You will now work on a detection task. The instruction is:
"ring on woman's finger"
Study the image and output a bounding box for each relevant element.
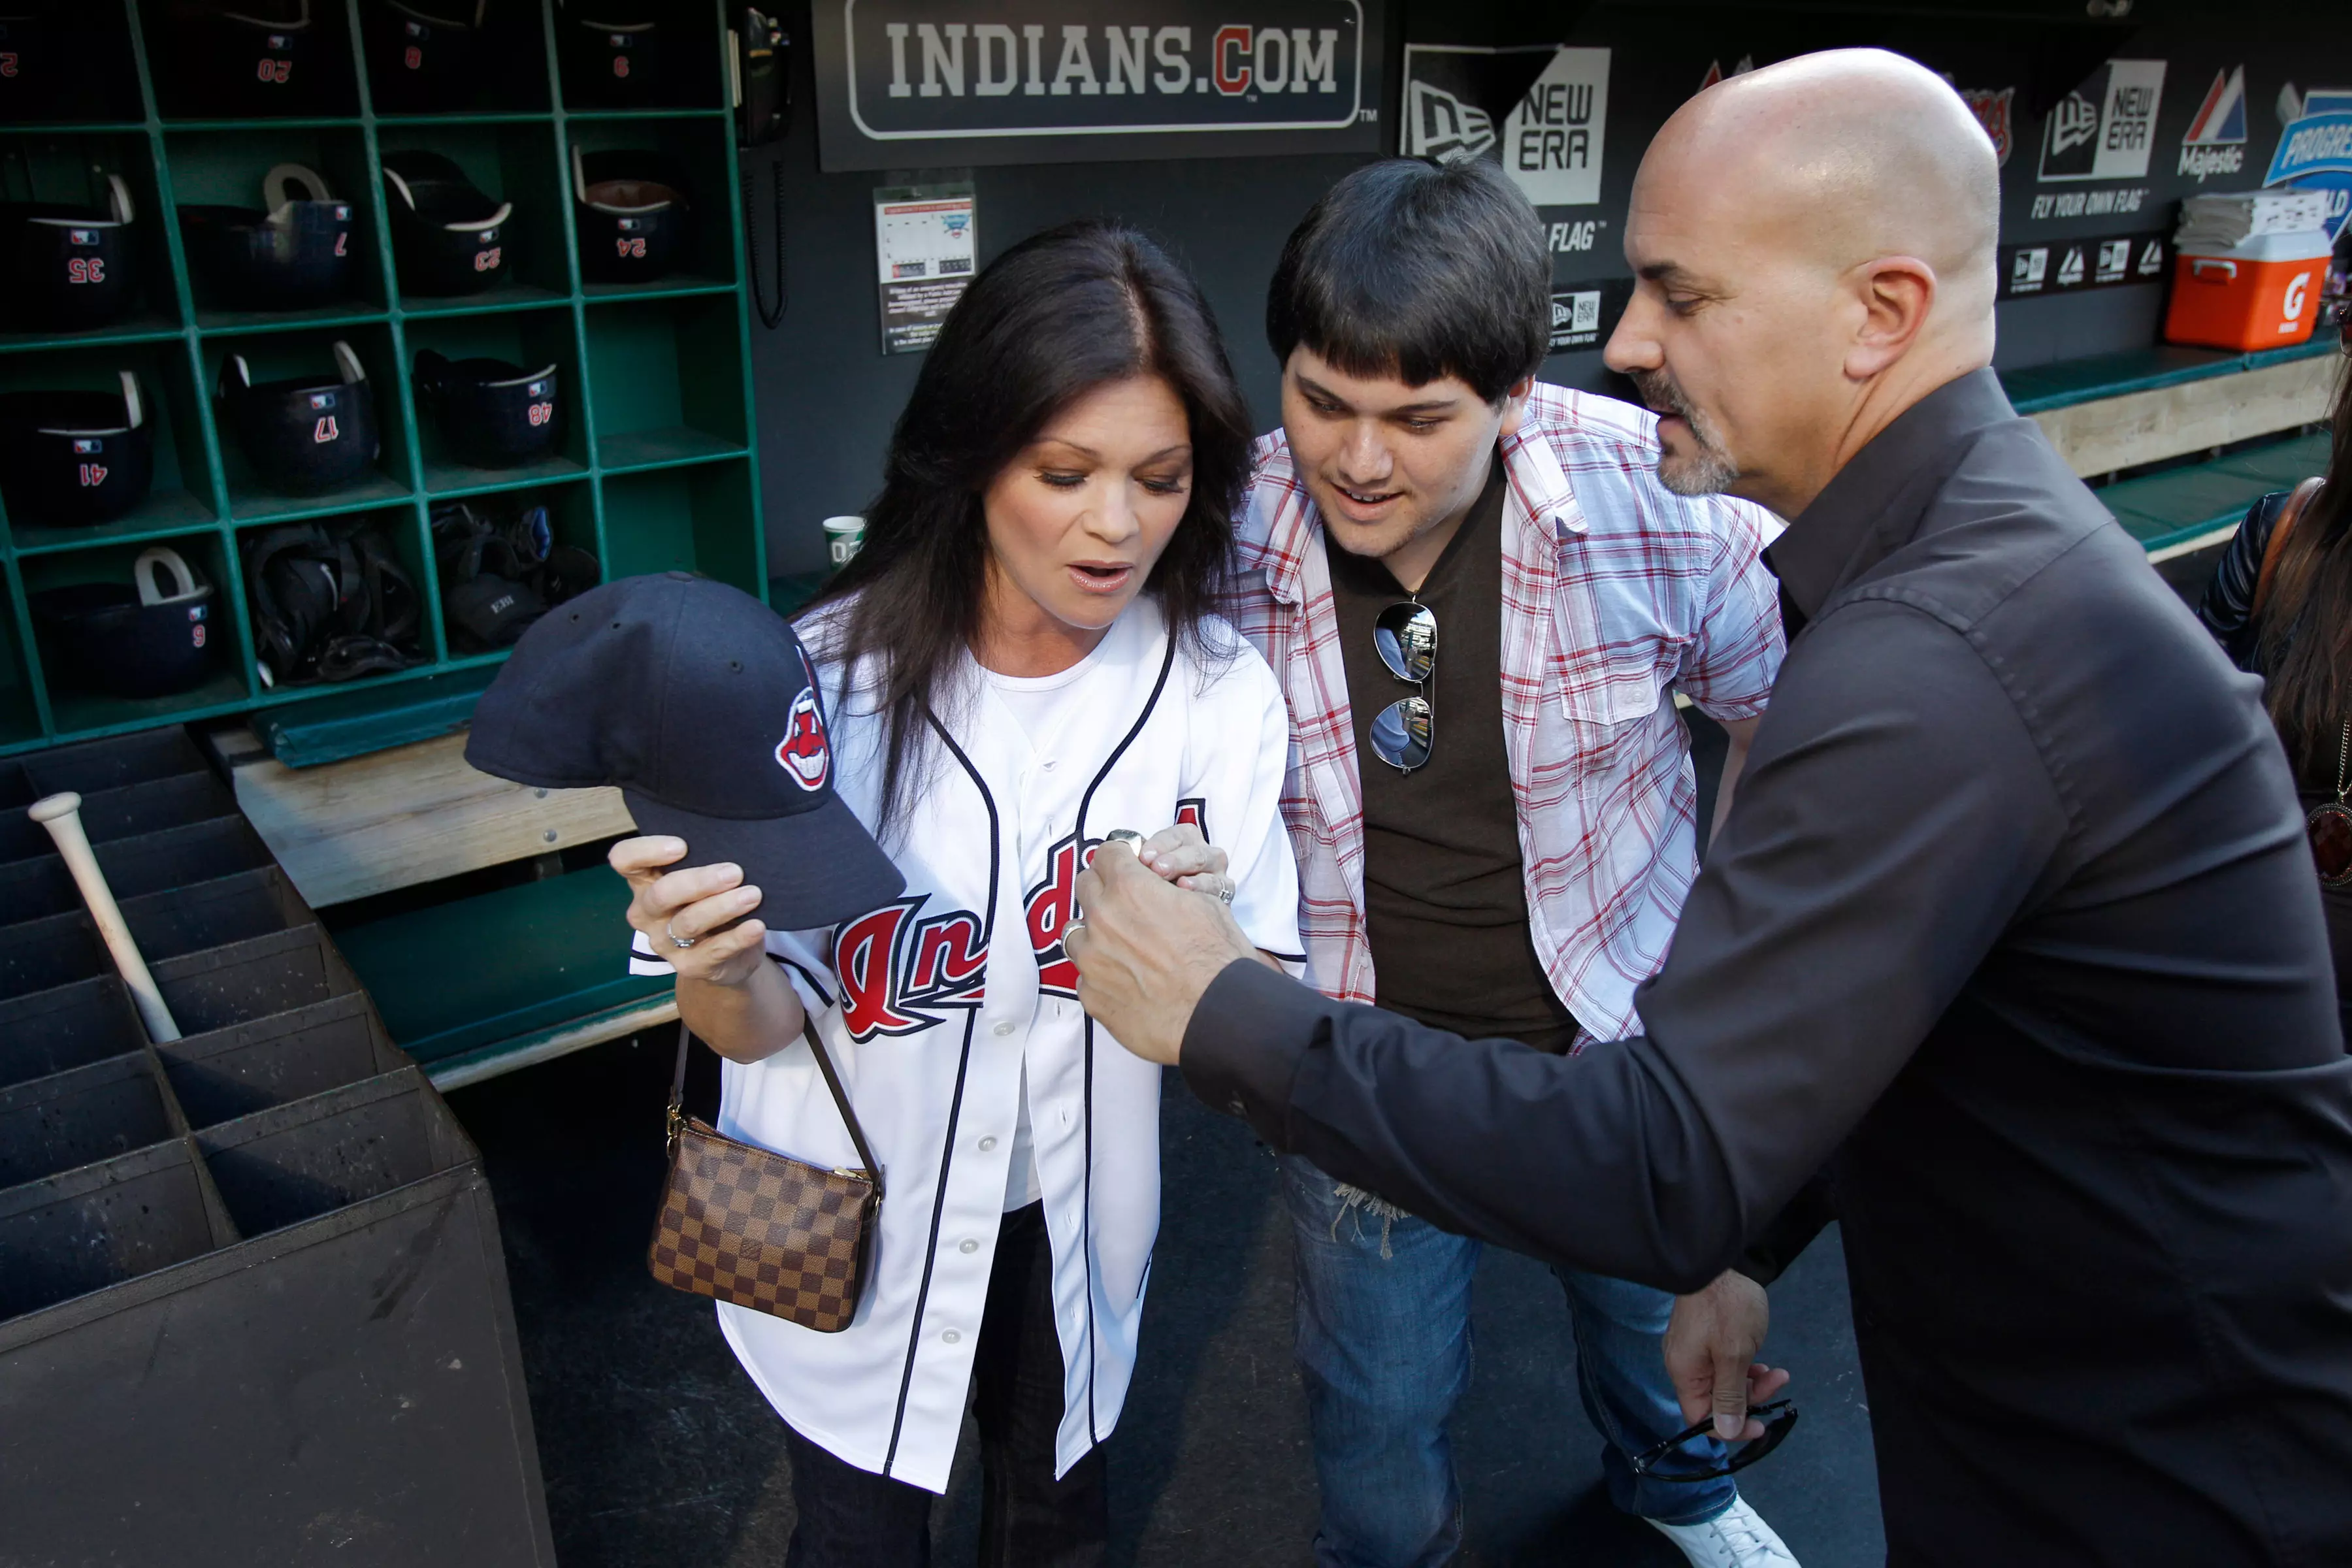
[666,919,698,950]
[1193,874,1235,906]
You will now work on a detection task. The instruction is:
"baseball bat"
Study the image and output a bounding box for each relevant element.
[29,792,182,1043]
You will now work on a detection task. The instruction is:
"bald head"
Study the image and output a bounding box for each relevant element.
[1604,48,2004,518]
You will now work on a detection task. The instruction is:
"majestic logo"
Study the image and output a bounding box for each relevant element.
[2038,59,2166,184]
[1697,56,1754,93]
[1953,86,2014,168]
[2179,65,2247,181]
[776,686,830,791]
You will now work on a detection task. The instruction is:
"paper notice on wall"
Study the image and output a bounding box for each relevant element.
[874,184,977,355]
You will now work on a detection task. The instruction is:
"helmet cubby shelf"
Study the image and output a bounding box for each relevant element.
[133,0,365,124]
[583,293,747,472]
[404,308,585,493]
[0,2,146,125]
[18,531,246,734]
[0,341,217,551]
[1,131,183,351]
[359,1,551,118]
[163,127,388,331]
[233,501,437,679]
[598,460,758,587]
[202,325,412,523]
[374,121,567,311]
[0,0,766,756]
[566,115,735,298]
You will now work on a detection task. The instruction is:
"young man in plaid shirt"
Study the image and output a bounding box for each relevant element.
[1229,158,1793,1567]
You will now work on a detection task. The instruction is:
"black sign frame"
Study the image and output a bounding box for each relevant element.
[811,1,1387,171]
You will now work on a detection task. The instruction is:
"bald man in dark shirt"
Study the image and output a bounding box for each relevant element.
[1066,48,2352,1567]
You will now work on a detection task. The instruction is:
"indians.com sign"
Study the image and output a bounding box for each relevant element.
[880,20,1348,102]
[813,2,1382,169]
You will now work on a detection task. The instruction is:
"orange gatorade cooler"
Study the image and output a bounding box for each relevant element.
[2163,230,2336,351]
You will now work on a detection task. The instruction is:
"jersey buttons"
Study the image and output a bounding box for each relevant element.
[979,1136,998,1151]
[959,1239,979,1254]
[992,1020,1015,1037]
[942,1329,962,1345]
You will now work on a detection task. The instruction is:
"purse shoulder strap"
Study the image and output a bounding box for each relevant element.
[2253,478,2327,622]
[666,1015,885,1200]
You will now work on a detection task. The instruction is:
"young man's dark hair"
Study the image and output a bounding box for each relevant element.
[1265,155,1550,403]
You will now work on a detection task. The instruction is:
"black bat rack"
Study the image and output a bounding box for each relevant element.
[0,725,553,1566]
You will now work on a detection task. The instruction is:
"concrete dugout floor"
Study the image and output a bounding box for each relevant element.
[446,1039,1884,1567]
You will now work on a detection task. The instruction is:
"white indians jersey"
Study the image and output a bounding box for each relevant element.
[632,595,1301,1493]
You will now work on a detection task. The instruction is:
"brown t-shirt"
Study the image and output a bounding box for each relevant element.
[1322,452,1581,1052]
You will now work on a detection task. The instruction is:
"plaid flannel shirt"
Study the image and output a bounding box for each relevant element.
[1230,382,1785,1040]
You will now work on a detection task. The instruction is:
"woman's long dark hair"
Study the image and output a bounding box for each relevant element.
[806,219,1253,838]
[2259,352,2352,772]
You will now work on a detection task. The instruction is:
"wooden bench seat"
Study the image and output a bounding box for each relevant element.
[2003,334,2340,480]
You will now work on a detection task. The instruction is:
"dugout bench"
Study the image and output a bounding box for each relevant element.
[219,341,2342,1091]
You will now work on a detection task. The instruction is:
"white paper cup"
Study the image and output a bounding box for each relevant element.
[823,515,866,567]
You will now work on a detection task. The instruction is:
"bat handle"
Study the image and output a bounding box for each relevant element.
[29,792,182,1044]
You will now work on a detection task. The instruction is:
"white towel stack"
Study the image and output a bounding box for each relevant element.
[2176,189,2337,252]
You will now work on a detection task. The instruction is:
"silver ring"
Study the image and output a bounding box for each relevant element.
[1215,878,1235,906]
[1064,918,1086,943]
[1102,828,1143,847]
[666,920,697,950]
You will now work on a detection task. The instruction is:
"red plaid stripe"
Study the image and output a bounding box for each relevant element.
[1230,384,1784,1039]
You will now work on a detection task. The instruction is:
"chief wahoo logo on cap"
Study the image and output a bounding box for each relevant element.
[776,651,831,791]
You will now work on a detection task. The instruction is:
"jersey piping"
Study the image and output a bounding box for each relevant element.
[881,706,1000,1477]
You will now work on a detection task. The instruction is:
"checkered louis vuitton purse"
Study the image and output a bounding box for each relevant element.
[647,1019,883,1332]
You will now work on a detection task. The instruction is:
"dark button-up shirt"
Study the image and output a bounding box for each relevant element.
[1184,370,2352,1565]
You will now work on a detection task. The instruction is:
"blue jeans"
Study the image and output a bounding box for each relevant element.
[1282,1154,1735,1568]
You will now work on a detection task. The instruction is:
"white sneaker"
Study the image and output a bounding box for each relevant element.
[1646,1497,1801,1567]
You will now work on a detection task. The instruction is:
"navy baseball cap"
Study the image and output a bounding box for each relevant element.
[465,572,903,930]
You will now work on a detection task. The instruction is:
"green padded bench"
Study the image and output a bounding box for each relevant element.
[332,862,672,1090]
[2094,431,2331,563]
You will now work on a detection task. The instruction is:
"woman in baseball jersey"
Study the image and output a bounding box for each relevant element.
[612,220,1301,1567]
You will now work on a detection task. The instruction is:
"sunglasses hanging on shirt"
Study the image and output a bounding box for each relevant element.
[1370,600,1437,773]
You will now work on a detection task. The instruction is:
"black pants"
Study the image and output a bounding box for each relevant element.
[781,1201,1108,1568]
